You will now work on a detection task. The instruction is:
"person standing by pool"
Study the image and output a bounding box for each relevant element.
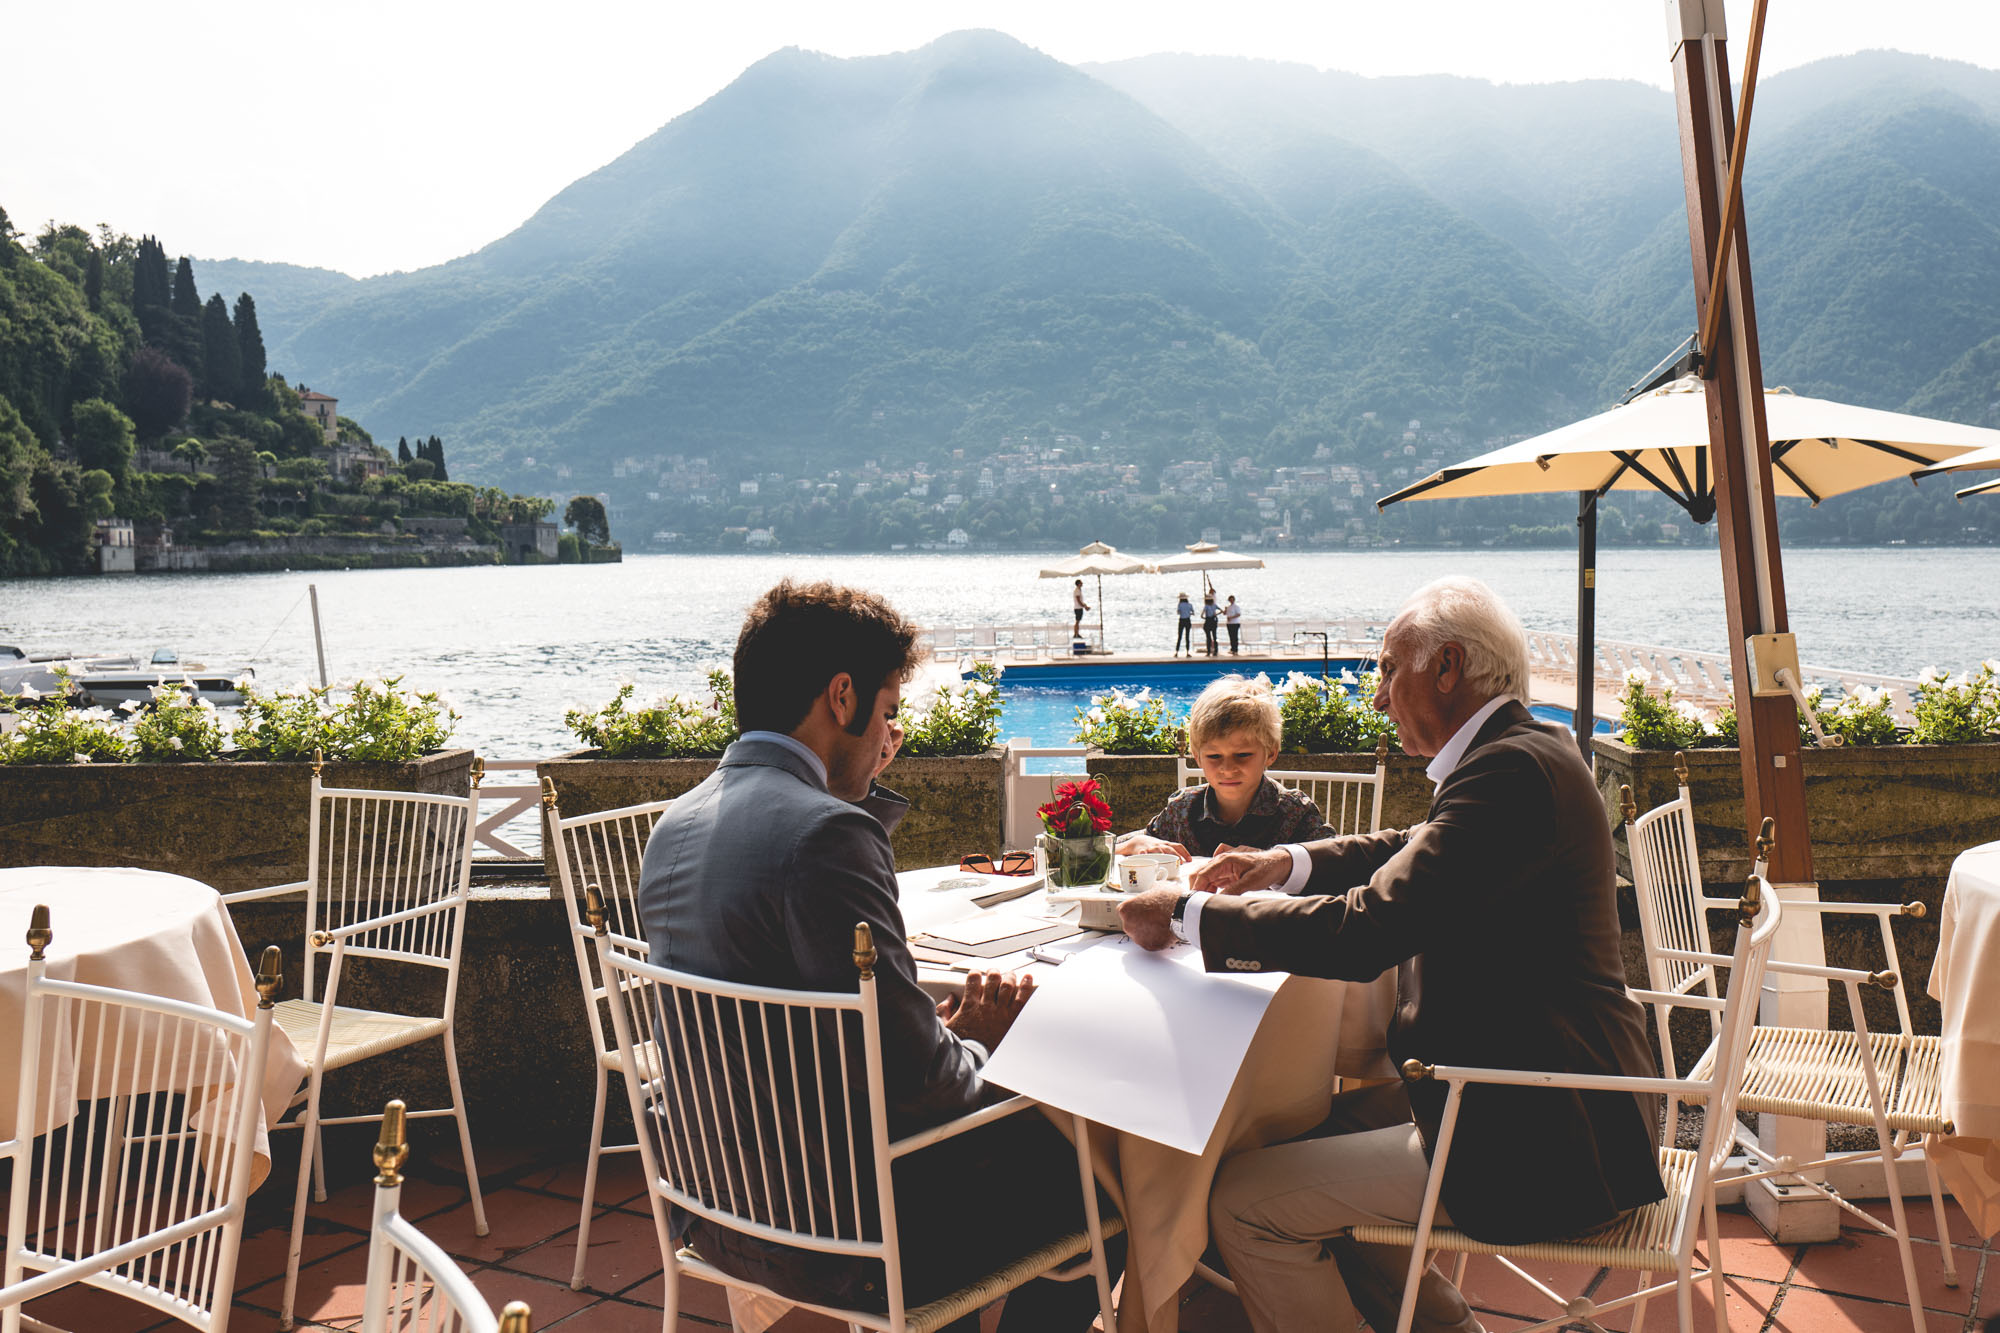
[1224,595,1243,654]
[1072,579,1089,637]
[1201,592,1221,656]
[1175,592,1194,656]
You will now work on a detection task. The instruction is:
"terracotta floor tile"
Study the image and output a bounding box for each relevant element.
[516,1150,653,1207]
[232,1216,370,1288]
[1700,1208,1803,1283]
[1456,1255,1607,1322]
[424,1186,581,1261]
[538,1297,680,1330]
[18,1283,173,1333]
[431,1137,546,1183]
[1791,1229,1975,1314]
[768,1307,861,1331]
[499,1205,668,1294]
[1767,1287,1964,1332]
[309,1172,471,1229]
[468,1267,601,1325]
[617,1269,736,1322]
[1589,1273,1777,1332]
[242,1247,371,1327]
[1898,1196,1993,1251]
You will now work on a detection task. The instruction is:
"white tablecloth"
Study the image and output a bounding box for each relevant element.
[0,867,308,1188]
[1928,843,2000,1237]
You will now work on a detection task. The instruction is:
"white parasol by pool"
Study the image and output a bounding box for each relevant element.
[1038,541,1149,650]
[1149,542,1266,597]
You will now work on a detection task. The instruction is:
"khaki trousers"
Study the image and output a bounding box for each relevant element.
[1208,1084,1482,1333]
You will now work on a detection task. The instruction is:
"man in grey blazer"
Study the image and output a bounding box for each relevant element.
[1122,577,1662,1333]
[639,579,1115,1331]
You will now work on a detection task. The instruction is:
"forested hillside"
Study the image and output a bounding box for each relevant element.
[179,36,2000,548]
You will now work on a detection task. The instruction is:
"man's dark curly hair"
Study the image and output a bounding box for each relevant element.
[733,580,920,735]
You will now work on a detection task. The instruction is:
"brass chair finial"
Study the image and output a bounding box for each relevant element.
[311,747,325,779]
[1400,1058,1434,1082]
[374,1100,408,1187]
[470,755,486,790]
[1619,783,1637,825]
[1869,969,1900,991]
[540,776,558,811]
[26,904,51,961]
[853,922,876,980]
[256,946,284,1008]
[1673,751,1690,786]
[498,1302,533,1333]
[1374,734,1389,762]
[585,885,606,935]
[1738,874,1765,925]
[1754,816,1775,869]
[1902,901,1927,919]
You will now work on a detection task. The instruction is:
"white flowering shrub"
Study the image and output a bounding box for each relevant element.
[1071,687,1185,755]
[1272,669,1397,752]
[899,662,1003,757]
[564,670,736,759]
[0,670,130,764]
[1909,663,2000,745]
[1810,683,1899,746]
[1616,669,1713,750]
[127,681,230,761]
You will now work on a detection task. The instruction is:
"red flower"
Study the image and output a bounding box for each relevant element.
[1039,778,1113,836]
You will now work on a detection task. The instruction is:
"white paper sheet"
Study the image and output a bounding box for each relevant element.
[976,935,1286,1154]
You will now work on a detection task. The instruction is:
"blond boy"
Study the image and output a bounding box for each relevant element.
[1118,675,1334,860]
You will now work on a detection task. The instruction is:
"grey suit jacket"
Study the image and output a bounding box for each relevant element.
[1196,700,1664,1244]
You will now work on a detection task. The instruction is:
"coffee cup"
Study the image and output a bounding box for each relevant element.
[1120,853,1180,893]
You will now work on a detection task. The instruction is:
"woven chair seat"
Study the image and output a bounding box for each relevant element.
[1349,1148,1696,1272]
[275,1000,448,1072]
[678,1214,1126,1333]
[1689,1027,1946,1134]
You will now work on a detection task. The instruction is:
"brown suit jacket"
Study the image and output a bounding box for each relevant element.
[1196,699,1664,1243]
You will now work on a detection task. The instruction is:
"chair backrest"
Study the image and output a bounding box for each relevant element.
[1689,877,1782,1181]
[591,921,906,1306]
[301,776,478,1004]
[1175,740,1389,836]
[361,1102,530,1333]
[544,790,672,1065]
[1623,762,1716,997]
[1,908,283,1333]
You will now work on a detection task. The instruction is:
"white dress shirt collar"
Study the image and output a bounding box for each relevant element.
[1424,695,1512,789]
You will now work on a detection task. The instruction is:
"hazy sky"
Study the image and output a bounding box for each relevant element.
[5,0,1992,278]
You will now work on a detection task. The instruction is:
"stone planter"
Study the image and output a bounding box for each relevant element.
[536,748,1005,874]
[1592,737,2000,887]
[1086,750,1433,837]
[0,749,476,895]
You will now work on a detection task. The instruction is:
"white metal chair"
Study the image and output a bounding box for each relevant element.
[1360,872,1785,1333]
[542,786,674,1289]
[588,898,1121,1333]
[0,907,284,1333]
[221,757,489,1331]
[1624,769,1954,1328]
[361,1101,530,1333]
[1175,735,1390,836]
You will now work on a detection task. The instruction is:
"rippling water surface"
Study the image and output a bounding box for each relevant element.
[4,548,1996,756]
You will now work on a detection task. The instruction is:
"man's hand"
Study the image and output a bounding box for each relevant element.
[1190,845,1292,896]
[938,970,1035,1049]
[1119,887,1181,952]
[1117,833,1192,861]
[873,717,905,781]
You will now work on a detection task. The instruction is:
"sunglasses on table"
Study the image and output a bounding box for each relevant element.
[959,850,1036,876]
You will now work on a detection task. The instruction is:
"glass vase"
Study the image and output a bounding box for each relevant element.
[1041,831,1115,888]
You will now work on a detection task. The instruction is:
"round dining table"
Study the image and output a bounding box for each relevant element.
[0,866,309,1185]
[894,862,1396,1333]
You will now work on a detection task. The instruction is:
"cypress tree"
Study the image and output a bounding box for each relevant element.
[167,256,204,381]
[427,435,448,482]
[232,293,267,405]
[84,250,104,312]
[200,294,240,402]
[397,437,412,463]
[133,237,171,344]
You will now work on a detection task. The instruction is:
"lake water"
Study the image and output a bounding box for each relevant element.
[3,548,1996,757]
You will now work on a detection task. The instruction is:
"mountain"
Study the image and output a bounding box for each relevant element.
[244,38,2000,531]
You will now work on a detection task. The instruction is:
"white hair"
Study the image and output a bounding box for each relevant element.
[1388,576,1530,705]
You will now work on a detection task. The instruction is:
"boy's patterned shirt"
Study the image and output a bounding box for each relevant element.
[1143,775,1335,857]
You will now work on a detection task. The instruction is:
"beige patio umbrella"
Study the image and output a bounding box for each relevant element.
[1149,541,1265,598]
[1038,541,1149,650]
[1913,443,2000,499]
[1377,375,2000,747]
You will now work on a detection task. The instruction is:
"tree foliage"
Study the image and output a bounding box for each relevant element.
[123,346,192,438]
[70,397,136,474]
[564,494,610,546]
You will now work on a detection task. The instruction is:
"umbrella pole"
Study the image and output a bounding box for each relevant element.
[1574,491,1597,765]
[1096,573,1105,653]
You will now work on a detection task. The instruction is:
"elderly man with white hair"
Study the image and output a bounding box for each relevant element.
[1121,577,1663,1333]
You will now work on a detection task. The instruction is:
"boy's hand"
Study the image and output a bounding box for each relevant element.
[1117,834,1191,861]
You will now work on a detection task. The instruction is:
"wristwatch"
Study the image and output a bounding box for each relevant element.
[1169,890,1194,943]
